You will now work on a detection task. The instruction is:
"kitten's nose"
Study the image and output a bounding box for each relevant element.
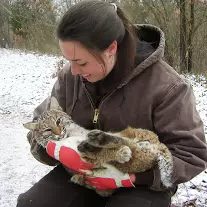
[52,127,62,135]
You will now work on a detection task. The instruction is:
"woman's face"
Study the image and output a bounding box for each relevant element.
[59,40,117,83]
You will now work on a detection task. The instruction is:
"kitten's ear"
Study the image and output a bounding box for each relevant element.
[23,122,39,130]
[50,96,63,111]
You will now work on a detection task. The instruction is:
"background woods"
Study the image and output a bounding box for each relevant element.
[0,0,207,74]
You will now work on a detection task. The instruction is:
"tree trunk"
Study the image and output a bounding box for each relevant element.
[187,0,195,73]
[180,0,188,73]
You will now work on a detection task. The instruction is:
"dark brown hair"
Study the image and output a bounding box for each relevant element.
[57,1,136,73]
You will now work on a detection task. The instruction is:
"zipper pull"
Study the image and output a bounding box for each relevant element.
[93,109,99,124]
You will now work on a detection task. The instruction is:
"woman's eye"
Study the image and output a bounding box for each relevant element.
[56,118,61,126]
[79,63,87,67]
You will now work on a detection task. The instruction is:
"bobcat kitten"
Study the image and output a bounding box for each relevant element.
[24,97,173,196]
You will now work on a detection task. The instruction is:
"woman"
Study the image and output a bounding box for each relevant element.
[17,1,207,207]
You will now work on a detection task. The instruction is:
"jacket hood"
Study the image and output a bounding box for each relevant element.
[118,24,165,89]
[82,24,165,101]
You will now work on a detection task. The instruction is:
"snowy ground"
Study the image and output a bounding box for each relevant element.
[0,48,206,207]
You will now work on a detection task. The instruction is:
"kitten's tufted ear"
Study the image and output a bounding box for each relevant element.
[50,96,63,111]
[23,122,39,130]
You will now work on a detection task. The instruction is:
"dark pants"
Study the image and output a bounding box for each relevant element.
[17,165,172,207]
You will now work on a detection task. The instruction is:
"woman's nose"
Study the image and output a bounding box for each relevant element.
[71,63,81,75]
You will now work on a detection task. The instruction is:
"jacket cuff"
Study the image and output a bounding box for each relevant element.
[134,167,173,191]
[149,167,166,191]
[134,169,154,186]
[150,166,173,191]
[30,142,59,166]
[27,131,59,166]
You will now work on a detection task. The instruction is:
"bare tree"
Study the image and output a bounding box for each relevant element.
[0,0,206,73]
[180,0,187,72]
[0,0,13,47]
[122,0,179,67]
[187,0,195,73]
[121,0,207,74]
[179,0,207,73]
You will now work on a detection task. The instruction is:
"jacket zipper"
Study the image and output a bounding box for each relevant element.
[93,109,99,124]
[84,85,118,128]
[83,87,99,127]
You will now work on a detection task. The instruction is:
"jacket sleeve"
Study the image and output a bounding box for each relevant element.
[27,64,69,166]
[148,78,207,191]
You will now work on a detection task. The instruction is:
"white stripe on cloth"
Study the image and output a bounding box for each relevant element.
[52,136,87,161]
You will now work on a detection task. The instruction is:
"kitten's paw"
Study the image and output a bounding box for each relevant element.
[115,146,132,163]
[77,140,102,153]
[96,189,114,197]
[71,174,85,186]
[87,130,120,148]
[87,130,107,146]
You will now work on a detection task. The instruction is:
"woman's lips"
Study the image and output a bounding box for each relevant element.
[82,74,90,78]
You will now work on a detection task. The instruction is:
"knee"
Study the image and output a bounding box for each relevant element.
[16,193,30,207]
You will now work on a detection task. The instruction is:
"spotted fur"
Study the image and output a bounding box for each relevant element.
[23,97,174,196]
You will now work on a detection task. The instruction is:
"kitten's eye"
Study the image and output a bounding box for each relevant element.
[44,128,52,132]
[56,118,61,126]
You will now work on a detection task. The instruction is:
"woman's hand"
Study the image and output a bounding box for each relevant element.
[46,139,94,174]
[85,164,135,190]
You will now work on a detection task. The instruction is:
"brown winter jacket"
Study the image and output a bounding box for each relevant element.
[27,24,207,191]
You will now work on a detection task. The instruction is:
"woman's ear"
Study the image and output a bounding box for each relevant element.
[106,40,117,56]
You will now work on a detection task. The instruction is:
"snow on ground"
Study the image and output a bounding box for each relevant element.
[0,49,59,207]
[0,48,206,207]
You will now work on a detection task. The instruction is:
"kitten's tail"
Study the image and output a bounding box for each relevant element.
[157,143,174,188]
